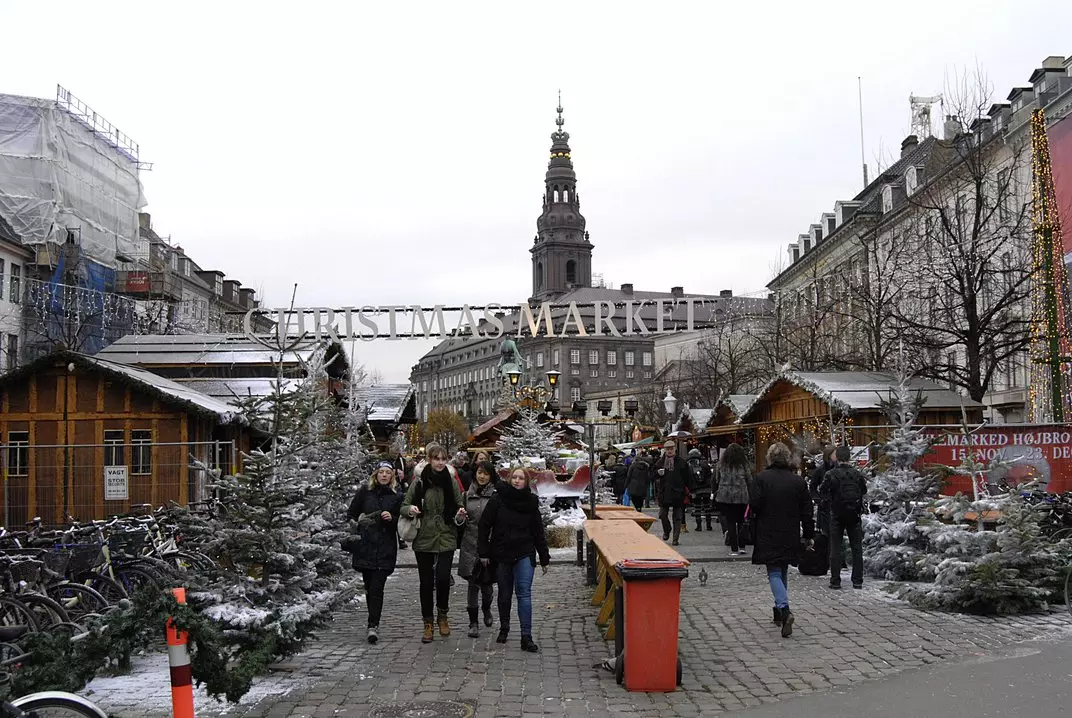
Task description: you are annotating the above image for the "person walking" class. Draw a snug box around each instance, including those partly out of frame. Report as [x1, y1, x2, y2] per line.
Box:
[454, 452, 475, 491]
[656, 441, 691, 546]
[624, 451, 651, 510]
[688, 448, 715, 532]
[716, 443, 752, 556]
[478, 467, 550, 653]
[750, 442, 814, 638]
[458, 460, 498, 637]
[347, 461, 404, 644]
[607, 454, 629, 504]
[809, 445, 836, 538]
[401, 443, 467, 643]
[819, 445, 868, 590]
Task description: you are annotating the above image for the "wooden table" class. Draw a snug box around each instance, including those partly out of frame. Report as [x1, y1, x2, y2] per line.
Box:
[595, 509, 657, 531]
[583, 504, 635, 518]
[584, 520, 688, 641]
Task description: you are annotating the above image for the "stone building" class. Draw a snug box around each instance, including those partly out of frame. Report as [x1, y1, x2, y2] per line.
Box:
[409, 102, 728, 424]
[768, 55, 1072, 423]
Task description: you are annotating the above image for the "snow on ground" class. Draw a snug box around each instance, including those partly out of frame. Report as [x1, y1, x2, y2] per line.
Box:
[549, 507, 586, 529]
[85, 652, 308, 717]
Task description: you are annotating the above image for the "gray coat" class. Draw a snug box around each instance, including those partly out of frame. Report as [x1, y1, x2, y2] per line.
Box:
[716, 465, 751, 505]
[457, 479, 497, 579]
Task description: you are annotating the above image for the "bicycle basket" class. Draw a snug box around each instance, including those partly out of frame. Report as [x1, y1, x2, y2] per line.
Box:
[43, 549, 72, 576]
[63, 544, 105, 575]
[5, 558, 43, 585]
[107, 531, 148, 557]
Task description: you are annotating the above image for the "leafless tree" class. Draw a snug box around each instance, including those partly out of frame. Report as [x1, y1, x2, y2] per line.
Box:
[893, 69, 1034, 402]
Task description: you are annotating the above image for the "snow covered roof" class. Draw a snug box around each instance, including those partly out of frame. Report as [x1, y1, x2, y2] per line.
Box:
[722, 394, 757, 418]
[353, 384, 415, 423]
[0, 351, 246, 424]
[172, 377, 299, 405]
[739, 371, 980, 422]
[97, 334, 349, 377]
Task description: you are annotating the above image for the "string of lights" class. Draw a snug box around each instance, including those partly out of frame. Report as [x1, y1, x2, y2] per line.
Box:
[1027, 108, 1072, 423]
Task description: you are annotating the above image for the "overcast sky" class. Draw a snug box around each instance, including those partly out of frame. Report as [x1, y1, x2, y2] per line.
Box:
[3, 1, 1071, 381]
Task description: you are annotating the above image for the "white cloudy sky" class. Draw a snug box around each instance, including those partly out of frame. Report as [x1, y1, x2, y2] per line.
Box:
[3, 1, 1071, 381]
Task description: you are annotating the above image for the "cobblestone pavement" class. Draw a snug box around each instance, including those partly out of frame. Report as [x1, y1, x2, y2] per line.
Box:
[91, 556, 1072, 718]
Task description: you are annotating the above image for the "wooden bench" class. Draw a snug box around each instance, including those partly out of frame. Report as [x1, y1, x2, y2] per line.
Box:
[584, 519, 689, 642]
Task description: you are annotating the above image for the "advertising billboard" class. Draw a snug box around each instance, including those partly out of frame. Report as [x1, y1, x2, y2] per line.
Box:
[924, 425, 1072, 494]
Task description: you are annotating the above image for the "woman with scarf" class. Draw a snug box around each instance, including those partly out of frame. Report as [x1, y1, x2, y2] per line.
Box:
[457, 460, 498, 637]
[478, 467, 550, 653]
[401, 442, 467, 643]
[347, 460, 404, 644]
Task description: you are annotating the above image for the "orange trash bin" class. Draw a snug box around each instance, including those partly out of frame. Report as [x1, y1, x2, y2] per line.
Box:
[614, 558, 689, 692]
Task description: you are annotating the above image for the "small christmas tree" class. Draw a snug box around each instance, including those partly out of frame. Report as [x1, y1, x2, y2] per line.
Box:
[863, 372, 942, 580]
[192, 351, 367, 658]
[496, 408, 560, 466]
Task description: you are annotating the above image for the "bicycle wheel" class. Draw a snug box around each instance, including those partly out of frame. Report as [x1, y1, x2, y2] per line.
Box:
[12, 691, 108, 717]
[72, 571, 126, 603]
[0, 596, 39, 632]
[113, 565, 163, 596]
[162, 550, 214, 572]
[45, 584, 109, 623]
[16, 594, 70, 629]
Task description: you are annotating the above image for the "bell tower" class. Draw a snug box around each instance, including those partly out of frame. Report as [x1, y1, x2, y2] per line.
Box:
[530, 94, 592, 303]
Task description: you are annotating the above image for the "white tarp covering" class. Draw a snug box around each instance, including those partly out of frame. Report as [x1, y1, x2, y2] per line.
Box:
[0, 93, 145, 267]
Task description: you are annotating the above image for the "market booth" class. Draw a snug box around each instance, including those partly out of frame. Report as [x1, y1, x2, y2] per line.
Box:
[733, 371, 983, 471]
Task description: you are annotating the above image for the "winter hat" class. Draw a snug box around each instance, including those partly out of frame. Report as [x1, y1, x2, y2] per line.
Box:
[375, 460, 394, 471]
[688, 448, 702, 459]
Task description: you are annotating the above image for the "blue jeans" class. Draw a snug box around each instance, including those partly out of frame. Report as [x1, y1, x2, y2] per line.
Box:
[496, 557, 535, 637]
[766, 562, 789, 609]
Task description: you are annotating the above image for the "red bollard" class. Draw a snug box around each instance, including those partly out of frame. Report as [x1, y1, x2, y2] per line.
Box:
[166, 587, 195, 718]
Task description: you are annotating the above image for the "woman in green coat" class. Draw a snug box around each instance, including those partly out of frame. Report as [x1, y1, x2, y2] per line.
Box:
[402, 442, 467, 643]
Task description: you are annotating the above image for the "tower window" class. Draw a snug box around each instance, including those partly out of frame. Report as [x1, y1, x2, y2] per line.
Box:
[566, 260, 576, 284]
[536, 262, 543, 289]
[553, 187, 560, 203]
[563, 189, 569, 203]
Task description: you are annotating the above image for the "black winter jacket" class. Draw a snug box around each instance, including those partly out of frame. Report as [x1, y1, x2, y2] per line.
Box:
[657, 455, 692, 507]
[477, 483, 550, 567]
[749, 466, 814, 566]
[626, 458, 651, 498]
[610, 464, 629, 497]
[347, 483, 404, 572]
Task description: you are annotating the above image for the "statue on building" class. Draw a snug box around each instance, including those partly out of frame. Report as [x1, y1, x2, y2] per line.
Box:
[496, 338, 525, 381]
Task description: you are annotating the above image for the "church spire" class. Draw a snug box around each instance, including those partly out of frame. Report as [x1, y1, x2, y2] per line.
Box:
[529, 94, 592, 303]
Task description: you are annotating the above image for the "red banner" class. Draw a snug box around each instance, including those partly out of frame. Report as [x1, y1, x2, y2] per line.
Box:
[1049, 114, 1072, 269]
[923, 425, 1072, 494]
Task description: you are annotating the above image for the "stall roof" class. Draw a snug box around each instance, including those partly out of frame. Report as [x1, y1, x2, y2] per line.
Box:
[173, 377, 299, 404]
[739, 371, 981, 421]
[97, 334, 349, 376]
[353, 384, 415, 423]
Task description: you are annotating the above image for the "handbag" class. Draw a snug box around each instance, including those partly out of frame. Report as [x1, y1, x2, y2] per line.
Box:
[397, 514, 421, 542]
[470, 558, 496, 586]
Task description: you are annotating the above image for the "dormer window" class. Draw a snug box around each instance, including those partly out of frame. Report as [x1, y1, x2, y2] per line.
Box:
[882, 185, 893, 214]
[906, 167, 918, 195]
[215, 276, 223, 296]
[994, 114, 1004, 132]
[1037, 79, 1048, 95]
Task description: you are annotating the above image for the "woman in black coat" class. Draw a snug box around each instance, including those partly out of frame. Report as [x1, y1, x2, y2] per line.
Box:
[477, 467, 550, 653]
[749, 442, 814, 638]
[347, 460, 405, 644]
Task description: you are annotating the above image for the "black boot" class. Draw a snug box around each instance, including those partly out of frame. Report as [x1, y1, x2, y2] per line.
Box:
[781, 608, 795, 638]
[771, 607, 783, 624]
[695, 519, 703, 532]
[467, 607, 479, 638]
[482, 601, 493, 627]
[496, 628, 509, 644]
[520, 635, 539, 653]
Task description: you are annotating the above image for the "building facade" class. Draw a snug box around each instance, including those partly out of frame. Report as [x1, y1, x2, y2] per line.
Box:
[410, 103, 726, 425]
[768, 55, 1072, 423]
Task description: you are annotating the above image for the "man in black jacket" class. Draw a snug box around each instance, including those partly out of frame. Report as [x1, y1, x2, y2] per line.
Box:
[624, 453, 651, 509]
[656, 441, 692, 545]
[819, 445, 868, 589]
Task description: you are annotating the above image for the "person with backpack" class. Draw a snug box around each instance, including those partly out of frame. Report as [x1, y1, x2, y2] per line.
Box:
[624, 451, 651, 510]
[819, 445, 868, 590]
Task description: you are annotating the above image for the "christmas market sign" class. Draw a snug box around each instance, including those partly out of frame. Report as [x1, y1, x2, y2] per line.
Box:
[925, 425, 1072, 494]
[242, 300, 715, 341]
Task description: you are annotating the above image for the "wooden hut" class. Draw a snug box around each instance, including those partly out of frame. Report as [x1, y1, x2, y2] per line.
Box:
[0, 351, 253, 526]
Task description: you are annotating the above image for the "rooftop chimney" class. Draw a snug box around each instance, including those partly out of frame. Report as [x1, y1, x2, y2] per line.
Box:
[943, 115, 962, 140]
[621, 283, 634, 296]
[670, 286, 683, 298]
[1042, 55, 1065, 70]
[719, 289, 733, 298]
[900, 134, 919, 158]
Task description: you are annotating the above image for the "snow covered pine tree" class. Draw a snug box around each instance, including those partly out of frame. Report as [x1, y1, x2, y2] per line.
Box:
[496, 408, 560, 466]
[863, 372, 943, 580]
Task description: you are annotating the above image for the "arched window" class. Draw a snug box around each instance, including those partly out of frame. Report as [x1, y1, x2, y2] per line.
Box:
[536, 262, 543, 289]
[566, 260, 577, 284]
[553, 186, 560, 203]
[563, 188, 570, 203]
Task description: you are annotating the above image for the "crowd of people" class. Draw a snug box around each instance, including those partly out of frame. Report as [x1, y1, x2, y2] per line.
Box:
[601, 438, 868, 639]
[345, 443, 548, 652]
[346, 437, 868, 646]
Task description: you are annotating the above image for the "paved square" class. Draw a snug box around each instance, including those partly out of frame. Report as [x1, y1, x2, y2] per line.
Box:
[88, 550, 1072, 718]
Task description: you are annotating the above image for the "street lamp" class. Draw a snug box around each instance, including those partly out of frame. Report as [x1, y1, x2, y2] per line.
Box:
[624, 399, 639, 417]
[506, 368, 522, 391]
[545, 369, 560, 388]
[597, 399, 613, 417]
[663, 388, 678, 418]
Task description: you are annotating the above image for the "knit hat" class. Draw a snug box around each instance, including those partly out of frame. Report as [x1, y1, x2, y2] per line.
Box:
[688, 448, 702, 459]
[375, 460, 394, 471]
